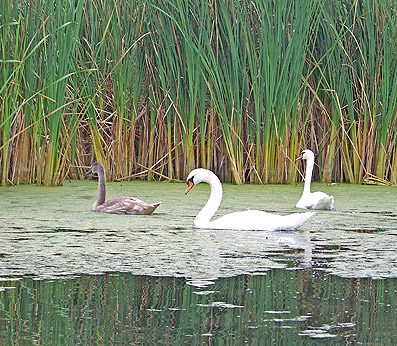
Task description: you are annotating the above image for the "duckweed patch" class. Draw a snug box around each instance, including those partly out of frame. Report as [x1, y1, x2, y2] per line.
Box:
[0, 180, 395, 280]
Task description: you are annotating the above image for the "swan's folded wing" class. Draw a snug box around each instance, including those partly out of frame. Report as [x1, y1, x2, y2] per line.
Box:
[272, 212, 316, 230]
[314, 193, 334, 210]
[296, 192, 334, 210]
[197, 210, 315, 231]
[99, 197, 161, 215]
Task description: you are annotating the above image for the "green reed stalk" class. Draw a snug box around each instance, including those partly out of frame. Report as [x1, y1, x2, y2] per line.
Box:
[1, 19, 20, 185]
[240, 0, 319, 183]
[1, 0, 396, 185]
[310, 0, 397, 183]
[199, 1, 245, 184]
[376, 1, 397, 180]
[33, 0, 84, 185]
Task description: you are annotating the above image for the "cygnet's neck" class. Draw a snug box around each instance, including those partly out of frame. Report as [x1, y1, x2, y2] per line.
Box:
[95, 165, 106, 207]
[303, 158, 314, 195]
[194, 175, 223, 228]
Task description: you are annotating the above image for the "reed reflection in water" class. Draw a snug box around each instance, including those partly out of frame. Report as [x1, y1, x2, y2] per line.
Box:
[0, 270, 395, 345]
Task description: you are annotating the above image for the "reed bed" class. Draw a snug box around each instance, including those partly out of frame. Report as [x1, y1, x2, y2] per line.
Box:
[1, 0, 396, 185]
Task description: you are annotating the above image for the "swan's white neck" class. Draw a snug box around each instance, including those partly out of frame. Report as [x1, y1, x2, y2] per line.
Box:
[195, 175, 223, 228]
[95, 166, 106, 208]
[303, 157, 314, 195]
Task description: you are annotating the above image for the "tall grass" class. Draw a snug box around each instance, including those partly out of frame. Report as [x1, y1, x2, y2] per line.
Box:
[1, 0, 396, 185]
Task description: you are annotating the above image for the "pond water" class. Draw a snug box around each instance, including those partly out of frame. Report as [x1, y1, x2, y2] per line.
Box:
[0, 180, 396, 344]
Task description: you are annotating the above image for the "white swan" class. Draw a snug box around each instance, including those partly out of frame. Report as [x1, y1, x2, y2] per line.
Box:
[185, 168, 315, 231]
[295, 149, 334, 210]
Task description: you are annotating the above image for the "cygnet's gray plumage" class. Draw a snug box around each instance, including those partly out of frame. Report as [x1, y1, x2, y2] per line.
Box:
[84, 162, 161, 215]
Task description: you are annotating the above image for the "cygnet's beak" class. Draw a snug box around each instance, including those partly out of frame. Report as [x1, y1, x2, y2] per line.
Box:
[84, 166, 93, 176]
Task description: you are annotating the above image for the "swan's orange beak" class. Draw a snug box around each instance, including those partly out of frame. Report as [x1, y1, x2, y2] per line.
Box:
[295, 154, 303, 161]
[185, 181, 194, 194]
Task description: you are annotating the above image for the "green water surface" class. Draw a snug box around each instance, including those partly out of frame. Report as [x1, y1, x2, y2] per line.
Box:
[0, 180, 396, 344]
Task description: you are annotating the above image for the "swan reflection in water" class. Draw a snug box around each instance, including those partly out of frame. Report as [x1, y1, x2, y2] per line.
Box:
[185, 228, 315, 288]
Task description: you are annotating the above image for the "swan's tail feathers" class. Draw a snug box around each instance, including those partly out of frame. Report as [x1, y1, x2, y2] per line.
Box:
[296, 193, 334, 210]
[149, 202, 161, 214]
[280, 212, 316, 230]
[317, 195, 334, 210]
[137, 202, 161, 215]
[327, 196, 334, 210]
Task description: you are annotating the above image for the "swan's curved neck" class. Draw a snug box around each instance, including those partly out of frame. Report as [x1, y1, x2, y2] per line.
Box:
[195, 176, 223, 227]
[303, 158, 314, 195]
[95, 166, 106, 207]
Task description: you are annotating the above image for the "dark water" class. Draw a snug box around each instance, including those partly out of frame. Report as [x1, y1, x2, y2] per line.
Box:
[0, 180, 396, 344]
[0, 271, 395, 345]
